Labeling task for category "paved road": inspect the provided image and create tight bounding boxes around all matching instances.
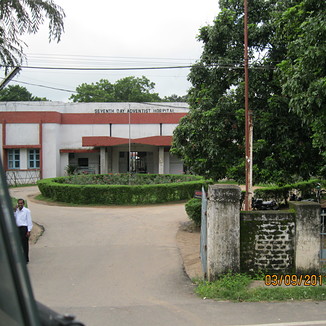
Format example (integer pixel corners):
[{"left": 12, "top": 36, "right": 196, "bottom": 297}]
[{"left": 11, "top": 186, "right": 326, "bottom": 326}]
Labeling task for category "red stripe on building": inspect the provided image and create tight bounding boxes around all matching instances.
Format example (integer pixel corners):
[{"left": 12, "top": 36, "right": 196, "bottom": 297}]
[
  {"left": 3, "top": 144, "right": 41, "bottom": 149},
  {"left": 60, "top": 149, "right": 100, "bottom": 153},
  {"left": 0, "top": 112, "right": 61, "bottom": 123},
  {"left": 61, "top": 113, "right": 187, "bottom": 124},
  {"left": 82, "top": 136, "right": 173, "bottom": 147},
  {"left": 0, "top": 112, "right": 187, "bottom": 124}
]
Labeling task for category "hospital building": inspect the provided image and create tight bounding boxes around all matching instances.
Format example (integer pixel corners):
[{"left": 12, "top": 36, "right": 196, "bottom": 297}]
[{"left": 0, "top": 102, "right": 188, "bottom": 185}]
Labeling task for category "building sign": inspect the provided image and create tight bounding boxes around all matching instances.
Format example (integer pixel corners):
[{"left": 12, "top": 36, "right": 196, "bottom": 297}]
[{"left": 94, "top": 108, "right": 176, "bottom": 114}]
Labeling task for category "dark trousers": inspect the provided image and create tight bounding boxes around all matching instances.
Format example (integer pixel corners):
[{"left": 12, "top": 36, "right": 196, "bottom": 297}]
[{"left": 18, "top": 226, "right": 29, "bottom": 263}]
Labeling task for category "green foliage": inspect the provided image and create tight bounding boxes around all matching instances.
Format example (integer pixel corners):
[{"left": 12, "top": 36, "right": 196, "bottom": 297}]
[
  {"left": 60, "top": 173, "right": 200, "bottom": 185},
  {"left": 254, "top": 179, "right": 324, "bottom": 203},
  {"left": 195, "top": 273, "right": 252, "bottom": 301},
  {"left": 0, "top": 0, "right": 65, "bottom": 69},
  {"left": 163, "top": 94, "right": 188, "bottom": 102},
  {"left": 194, "top": 273, "right": 326, "bottom": 302},
  {"left": 11, "top": 197, "right": 17, "bottom": 208},
  {"left": 172, "top": 0, "right": 325, "bottom": 185},
  {"left": 37, "top": 174, "right": 211, "bottom": 205},
  {"left": 0, "top": 85, "right": 47, "bottom": 101},
  {"left": 64, "top": 165, "right": 77, "bottom": 176},
  {"left": 185, "top": 198, "right": 202, "bottom": 226},
  {"left": 276, "top": 0, "right": 326, "bottom": 157},
  {"left": 70, "top": 76, "right": 161, "bottom": 102}
]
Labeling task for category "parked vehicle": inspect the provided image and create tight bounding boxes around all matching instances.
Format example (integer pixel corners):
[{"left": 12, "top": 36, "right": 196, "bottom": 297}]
[
  {"left": 252, "top": 198, "right": 279, "bottom": 210},
  {"left": 0, "top": 158, "right": 85, "bottom": 326}
]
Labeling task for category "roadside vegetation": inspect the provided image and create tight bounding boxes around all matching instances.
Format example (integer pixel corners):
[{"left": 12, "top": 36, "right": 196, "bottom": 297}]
[{"left": 194, "top": 273, "right": 326, "bottom": 302}]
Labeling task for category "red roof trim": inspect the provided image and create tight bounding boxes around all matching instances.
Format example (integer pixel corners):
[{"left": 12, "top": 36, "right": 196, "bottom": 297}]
[
  {"left": 3, "top": 144, "right": 41, "bottom": 149},
  {"left": 82, "top": 136, "right": 173, "bottom": 147},
  {"left": 60, "top": 149, "right": 100, "bottom": 153}
]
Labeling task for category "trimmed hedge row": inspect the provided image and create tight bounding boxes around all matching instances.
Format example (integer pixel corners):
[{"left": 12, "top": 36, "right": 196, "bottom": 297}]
[
  {"left": 254, "top": 179, "right": 325, "bottom": 203},
  {"left": 37, "top": 174, "right": 211, "bottom": 205}
]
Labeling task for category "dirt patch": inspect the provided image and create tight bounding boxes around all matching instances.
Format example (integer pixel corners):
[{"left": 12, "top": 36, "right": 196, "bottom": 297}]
[
  {"left": 176, "top": 221, "right": 203, "bottom": 280},
  {"left": 30, "top": 222, "right": 44, "bottom": 245}
]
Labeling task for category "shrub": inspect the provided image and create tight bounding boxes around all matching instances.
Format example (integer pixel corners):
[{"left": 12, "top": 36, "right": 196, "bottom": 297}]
[
  {"left": 185, "top": 198, "right": 202, "bottom": 226},
  {"left": 254, "top": 179, "right": 325, "bottom": 204},
  {"left": 37, "top": 174, "right": 212, "bottom": 205}
]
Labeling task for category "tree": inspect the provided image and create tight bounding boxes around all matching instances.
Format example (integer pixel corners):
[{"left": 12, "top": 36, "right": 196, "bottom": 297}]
[
  {"left": 0, "top": 0, "right": 65, "bottom": 70},
  {"left": 171, "top": 0, "right": 324, "bottom": 184},
  {"left": 113, "top": 76, "right": 161, "bottom": 102},
  {"left": 163, "top": 94, "right": 188, "bottom": 102},
  {"left": 276, "top": 0, "right": 326, "bottom": 158},
  {"left": 70, "top": 76, "right": 161, "bottom": 102},
  {"left": 0, "top": 85, "right": 47, "bottom": 101},
  {"left": 70, "top": 79, "right": 115, "bottom": 102}
]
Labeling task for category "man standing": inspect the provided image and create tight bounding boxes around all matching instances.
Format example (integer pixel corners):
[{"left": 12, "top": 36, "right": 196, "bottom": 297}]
[{"left": 14, "top": 199, "right": 33, "bottom": 263}]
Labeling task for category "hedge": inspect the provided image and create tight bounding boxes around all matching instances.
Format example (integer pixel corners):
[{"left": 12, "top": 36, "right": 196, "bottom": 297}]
[
  {"left": 253, "top": 179, "right": 325, "bottom": 203},
  {"left": 37, "top": 174, "right": 212, "bottom": 205}
]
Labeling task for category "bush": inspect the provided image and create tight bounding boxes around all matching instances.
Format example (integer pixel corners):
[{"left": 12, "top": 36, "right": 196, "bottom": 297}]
[
  {"left": 37, "top": 174, "right": 212, "bottom": 205},
  {"left": 254, "top": 179, "right": 325, "bottom": 204},
  {"left": 185, "top": 198, "right": 202, "bottom": 226}
]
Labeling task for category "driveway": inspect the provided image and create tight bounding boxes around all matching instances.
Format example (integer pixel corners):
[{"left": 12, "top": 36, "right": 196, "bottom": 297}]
[{"left": 10, "top": 186, "right": 326, "bottom": 326}]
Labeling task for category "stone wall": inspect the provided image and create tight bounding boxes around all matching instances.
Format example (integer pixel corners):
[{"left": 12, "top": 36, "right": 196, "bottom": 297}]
[
  {"left": 205, "top": 185, "right": 321, "bottom": 278},
  {"left": 240, "top": 211, "right": 296, "bottom": 273}
]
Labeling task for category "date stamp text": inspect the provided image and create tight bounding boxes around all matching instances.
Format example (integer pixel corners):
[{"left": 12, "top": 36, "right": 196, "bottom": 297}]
[{"left": 264, "top": 274, "right": 324, "bottom": 286}]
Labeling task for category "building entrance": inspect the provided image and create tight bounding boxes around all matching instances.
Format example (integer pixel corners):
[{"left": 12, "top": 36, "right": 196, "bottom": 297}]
[{"left": 119, "top": 152, "right": 147, "bottom": 173}]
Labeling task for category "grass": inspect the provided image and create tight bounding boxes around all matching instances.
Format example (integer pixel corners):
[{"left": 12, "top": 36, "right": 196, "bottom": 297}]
[
  {"left": 194, "top": 273, "right": 326, "bottom": 302},
  {"left": 9, "top": 183, "right": 37, "bottom": 188}
]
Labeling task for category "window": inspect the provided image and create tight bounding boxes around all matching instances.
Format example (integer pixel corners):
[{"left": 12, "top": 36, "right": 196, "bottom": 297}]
[
  {"left": 28, "top": 149, "right": 40, "bottom": 169},
  {"left": 78, "top": 158, "right": 88, "bottom": 167},
  {"left": 7, "top": 149, "right": 20, "bottom": 169}
]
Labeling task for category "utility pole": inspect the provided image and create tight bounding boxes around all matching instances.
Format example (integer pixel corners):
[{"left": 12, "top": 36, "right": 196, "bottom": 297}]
[{"left": 244, "top": 0, "right": 253, "bottom": 210}]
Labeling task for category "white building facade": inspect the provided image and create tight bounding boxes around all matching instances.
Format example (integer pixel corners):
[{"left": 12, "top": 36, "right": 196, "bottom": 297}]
[{"left": 0, "top": 102, "right": 188, "bottom": 185}]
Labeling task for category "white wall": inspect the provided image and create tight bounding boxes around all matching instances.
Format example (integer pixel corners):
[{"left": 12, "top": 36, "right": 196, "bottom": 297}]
[
  {"left": 60, "top": 152, "right": 69, "bottom": 176},
  {"left": 162, "top": 124, "right": 178, "bottom": 135},
  {"left": 42, "top": 124, "right": 60, "bottom": 178},
  {"left": 169, "top": 154, "right": 184, "bottom": 174},
  {"left": 6, "top": 124, "right": 39, "bottom": 145},
  {"left": 60, "top": 125, "right": 110, "bottom": 148},
  {"left": 111, "top": 124, "right": 160, "bottom": 138}
]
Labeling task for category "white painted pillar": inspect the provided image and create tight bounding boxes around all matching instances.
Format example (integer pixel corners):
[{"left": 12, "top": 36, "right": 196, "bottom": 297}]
[
  {"left": 100, "top": 147, "right": 108, "bottom": 174},
  {"left": 158, "top": 147, "right": 164, "bottom": 174}
]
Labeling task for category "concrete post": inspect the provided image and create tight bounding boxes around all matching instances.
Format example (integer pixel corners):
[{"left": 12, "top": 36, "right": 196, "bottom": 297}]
[
  {"left": 100, "top": 147, "right": 108, "bottom": 174},
  {"left": 158, "top": 147, "right": 164, "bottom": 174},
  {"left": 290, "top": 202, "right": 321, "bottom": 273},
  {"left": 207, "top": 184, "right": 241, "bottom": 281}
]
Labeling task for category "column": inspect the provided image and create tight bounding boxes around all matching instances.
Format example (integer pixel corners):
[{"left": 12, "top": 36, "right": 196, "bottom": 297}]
[
  {"left": 291, "top": 201, "right": 321, "bottom": 274},
  {"left": 158, "top": 147, "right": 164, "bottom": 174},
  {"left": 100, "top": 147, "right": 108, "bottom": 174},
  {"left": 207, "top": 184, "right": 241, "bottom": 281}
]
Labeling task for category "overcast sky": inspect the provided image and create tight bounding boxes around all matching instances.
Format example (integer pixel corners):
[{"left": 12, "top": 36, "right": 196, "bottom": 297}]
[{"left": 1, "top": 0, "right": 220, "bottom": 102}]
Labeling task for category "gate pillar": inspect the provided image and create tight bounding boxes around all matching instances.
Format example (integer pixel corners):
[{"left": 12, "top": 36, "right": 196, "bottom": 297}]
[
  {"left": 207, "top": 184, "right": 241, "bottom": 281},
  {"left": 290, "top": 201, "right": 321, "bottom": 273}
]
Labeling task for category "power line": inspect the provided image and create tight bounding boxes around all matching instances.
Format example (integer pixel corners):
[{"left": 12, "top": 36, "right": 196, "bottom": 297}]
[
  {"left": 19, "top": 65, "right": 193, "bottom": 71},
  {"left": 12, "top": 79, "right": 77, "bottom": 93},
  {"left": 8, "top": 63, "right": 275, "bottom": 71}
]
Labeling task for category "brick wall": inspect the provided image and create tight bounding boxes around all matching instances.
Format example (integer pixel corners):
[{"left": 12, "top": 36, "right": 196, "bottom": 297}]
[{"left": 240, "top": 211, "right": 296, "bottom": 273}]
